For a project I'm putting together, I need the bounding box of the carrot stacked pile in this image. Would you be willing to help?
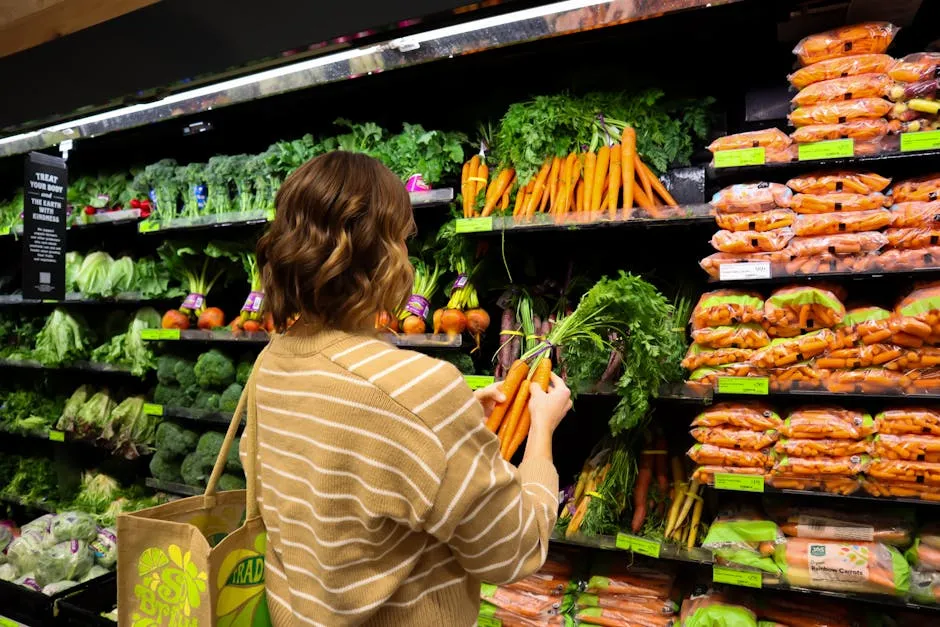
[461,127,678,221]
[478,553,574,626]
[882,175,940,269]
[573,561,678,627]
[688,402,781,489]
[867,408,940,501]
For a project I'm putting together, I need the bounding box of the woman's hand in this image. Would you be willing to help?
[473,383,506,418]
[527,373,571,435]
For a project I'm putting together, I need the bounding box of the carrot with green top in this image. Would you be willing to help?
[505,357,552,459]
[486,359,529,433]
[582,151,596,215]
[524,160,552,217]
[621,128,636,213]
[482,168,515,217]
[591,145,610,212]
[608,142,621,218]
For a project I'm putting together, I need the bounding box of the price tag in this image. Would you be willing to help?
[0,227,9,236]
[717,376,769,395]
[798,139,853,161]
[140,329,181,341]
[455,217,493,233]
[265,208,276,221]
[713,147,765,168]
[718,261,771,281]
[616,533,662,557]
[464,375,495,390]
[713,565,762,588]
[0,617,26,627]
[143,403,164,416]
[714,473,765,493]
[477,618,502,627]
[480,582,497,598]
[138,220,161,233]
[901,130,940,153]
[48,430,65,443]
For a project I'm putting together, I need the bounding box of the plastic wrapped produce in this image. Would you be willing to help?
[22,514,53,535]
[690,426,778,450]
[692,465,766,485]
[888,77,940,102]
[711,228,794,254]
[582,565,674,598]
[767,504,914,545]
[479,584,562,618]
[792,22,899,66]
[764,286,845,335]
[715,209,795,232]
[682,344,754,371]
[702,505,782,574]
[575,607,674,626]
[889,201,940,227]
[42,580,78,596]
[869,459,940,485]
[711,183,792,213]
[47,511,98,544]
[692,403,782,430]
[892,175,940,203]
[773,455,870,477]
[792,74,892,107]
[751,331,836,368]
[770,363,825,391]
[780,408,874,439]
[766,474,861,494]
[699,252,774,280]
[890,52,940,83]
[691,291,764,329]
[688,364,766,388]
[815,343,902,369]
[787,171,891,195]
[873,433,940,462]
[884,346,940,370]
[680,590,757,627]
[782,232,888,257]
[792,209,890,236]
[868,246,940,271]
[7,530,44,574]
[35,540,94,587]
[574,593,678,616]
[691,324,771,349]
[708,129,793,153]
[776,537,910,596]
[790,118,889,143]
[910,568,940,604]
[824,368,908,393]
[896,283,940,337]
[885,226,940,249]
[875,408,940,436]
[688,443,772,468]
[789,54,897,89]
[778,252,866,276]
[0,564,15,582]
[90,527,117,568]
[789,98,893,127]
[789,191,888,214]
[774,438,871,457]
[863,477,940,501]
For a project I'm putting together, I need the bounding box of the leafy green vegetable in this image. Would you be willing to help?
[71,472,120,516]
[75,252,114,298]
[90,307,161,375]
[107,257,135,294]
[32,309,90,366]
[65,252,83,293]
[373,123,466,185]
[56,385,92,432]
[73,390,115,440]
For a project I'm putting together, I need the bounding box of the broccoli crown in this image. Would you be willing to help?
[153,383,181,407]
[194,349,235,390]
[155,422,199,457]
[196,431,225,460]
[193,390,220,411]
[218,473,246,491]
[235,361,253,387]
[149,450,183,483]
[156,355,182,384]
[173,360,197,389]
[180,452,213,488]
[219,383,244,413]
[226,436,242,473]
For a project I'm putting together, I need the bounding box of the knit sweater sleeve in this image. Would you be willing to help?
[411,363,559,585]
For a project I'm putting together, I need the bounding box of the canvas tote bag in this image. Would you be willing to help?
[117,364,271,627]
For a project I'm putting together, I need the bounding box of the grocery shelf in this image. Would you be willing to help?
[0,358,137,376]
[706,484,940,507]
[145,478,202,497]
[151,404,236,427]
[710,262,940,286]
[0,494,56,513]
[139,329,462,348]
[0,292,170,306]
[0,209,142,241]
[551,531,712,565]
[455,204,713,235]
[663,380,940,404]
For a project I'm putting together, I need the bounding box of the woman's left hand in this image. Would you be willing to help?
[473,383,506,419]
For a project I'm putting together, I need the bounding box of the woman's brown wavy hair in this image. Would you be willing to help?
[257,151,415,333]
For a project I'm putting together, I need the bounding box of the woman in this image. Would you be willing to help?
[246,151,571,626]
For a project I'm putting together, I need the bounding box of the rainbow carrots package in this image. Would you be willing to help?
[792,22,899,66]
[691,290,765,330]
[775,538,910,597]
[787,171,891,195]
[890,52,940,83]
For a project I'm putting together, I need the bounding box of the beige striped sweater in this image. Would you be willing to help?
[239,329,559,626]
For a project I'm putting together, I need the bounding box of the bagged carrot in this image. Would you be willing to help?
[789,192,889,214]
[691,464,766,485]
[789,53,897,89]
[479,584,563,618]
[885,226,940,249]
[582,563,674,598]
[711,183,792,213]
[790,119,889,144]
[681,344,754,372]
[687,443,772,468]
[787,171,891,195]
[575,592,678,616]
[792,22,899,66]
[863,477,940,502]
[792,209,891,236]
[763,286,845,337]
[869,459,940,486]
[782,231,888,257]
[891,175,940,203]
[789,98,893,127]
[766,504,913,546]
[690,426,778,450]
[769,363,825,392]
[766,474,861,495]
[844,306,892,344]
[792,74,892,107]
[575,606,674,627]
[715,209,795,232]
[774,437,871,458]
[896,284,940,338]
[691,290,765,329]
[701,504,783,574]
[890,52,940,83]
[874,433,940,462]
[884,346,940,370]
[699,252,774,280]
[775,537,910,597]
[691,324,770,349]
[773,455,870,477]
[889,201,940,227]
[687,364,766,388]
[711,228,795,254]
[780,408,874,440]
[708,128,793,153]
[875,408,940,436]
[824,368,908,394]
[692,402,782,430]
[815,343,903,369]
[750,330,836,367]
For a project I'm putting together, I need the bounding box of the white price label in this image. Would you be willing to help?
[719,262,771,281]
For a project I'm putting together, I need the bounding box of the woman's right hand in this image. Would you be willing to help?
[527,372,572,435]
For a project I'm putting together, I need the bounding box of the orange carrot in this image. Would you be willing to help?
[638,160,678,206]
[539,173,551,213]
[505,408,531,460]
[486,359,529,432]
[500,186,511,211]
[621,128,636,212]
[473,162,488,216]
[513,182,528,216]
[634,154,652,202]
[558,154,573,214]
[576,179,585,213]
[582,151,596,215]
[591,145,610,212]
[500,380,531,458]
[634,183,654,209]
[461,161,471,218]
[465,155,479,217]
[547,157,561,212]
[482,168,515,216]
[608,142,621,218]
[524,160,552,217]
[504,357,552,459]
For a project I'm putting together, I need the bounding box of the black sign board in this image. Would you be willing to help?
[22,152,68,300]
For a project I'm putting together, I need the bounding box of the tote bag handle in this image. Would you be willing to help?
[204,347,266,519]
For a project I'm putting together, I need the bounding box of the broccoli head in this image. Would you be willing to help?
[155,422,198,457]
[180,452,213,488]
[226,436,242,473]
[193,390,220,412]
[194,349,235,389]
[218,473,246,491]
[153,383,181,407]
[156,355,182,384]
[196,431,225,460]
[149,451,183,483]
[219,383,243,413]
[235,360,253,387]
[173,360,197,389]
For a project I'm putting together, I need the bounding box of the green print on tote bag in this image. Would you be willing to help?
[118,354,272,626]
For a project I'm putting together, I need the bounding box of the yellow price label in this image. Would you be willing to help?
[138,220,161,233]
[717,376,768,395]
[713,565,762,588]
[140,329,181,341]
[48,430,65,443]
[714,473,764,493]
[143,403,164,416]
[901,130,940,152]
[713,147,765,168]
[455,217,493,233]
[798,139,853,161]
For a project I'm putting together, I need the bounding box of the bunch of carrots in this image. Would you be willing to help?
[486,355,553,460]
[664,473,705,549]
[462,127,678,220]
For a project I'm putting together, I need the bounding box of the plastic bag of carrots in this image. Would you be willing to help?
[479,584,563,618]
[692,403,782,430]
[782,231,888,257]
[889,201,940,227]
[708,128,793,153]
[699,252,774,280]
[845,306,892,344]
[816,343,903,369]
[875,408,940,436]
[750,329,837,367]
[873,433,940,462]
[681,344,754,371]
[766,474,861,494]
[911,569,940,605]
[792,22,899,66]
[779,252,864,276]
[582,564,674,598]
[680,590,757,627]
[769,363,825,391]
[691,465,765,485]
[884,346,940,370]
[863,477,940,501]
[890,52,940,82]
[773,454,870,477]
[792,209,891,236]
[824,367,908,393]
[886,226,940,249]
[766,503,913,545]
[715,209,795,232]
[775,537,911,597]
[792,74,893,107]
[892,175,940,204]
[867,246,940,272]
[790,118,890,143]
[711,228,794,253]
[575,606,674,627]
[687,364,765,388]
[787,171,891,195]
[789,98,893,127]
[764,286,845,334]
[775,437,871,457]
[691,290,765,329]
[691,324,770,349]
[780,408,874,439]
[574,592,678,617]
[701,506,782,574]
[690,426,778,450]
[478,608,565,627]
[788,191,888,214]
[789,53,897,89]
[896,284,940,339]
[686,443,772,468]
[869,459,940,485]
[711,183,792,213]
